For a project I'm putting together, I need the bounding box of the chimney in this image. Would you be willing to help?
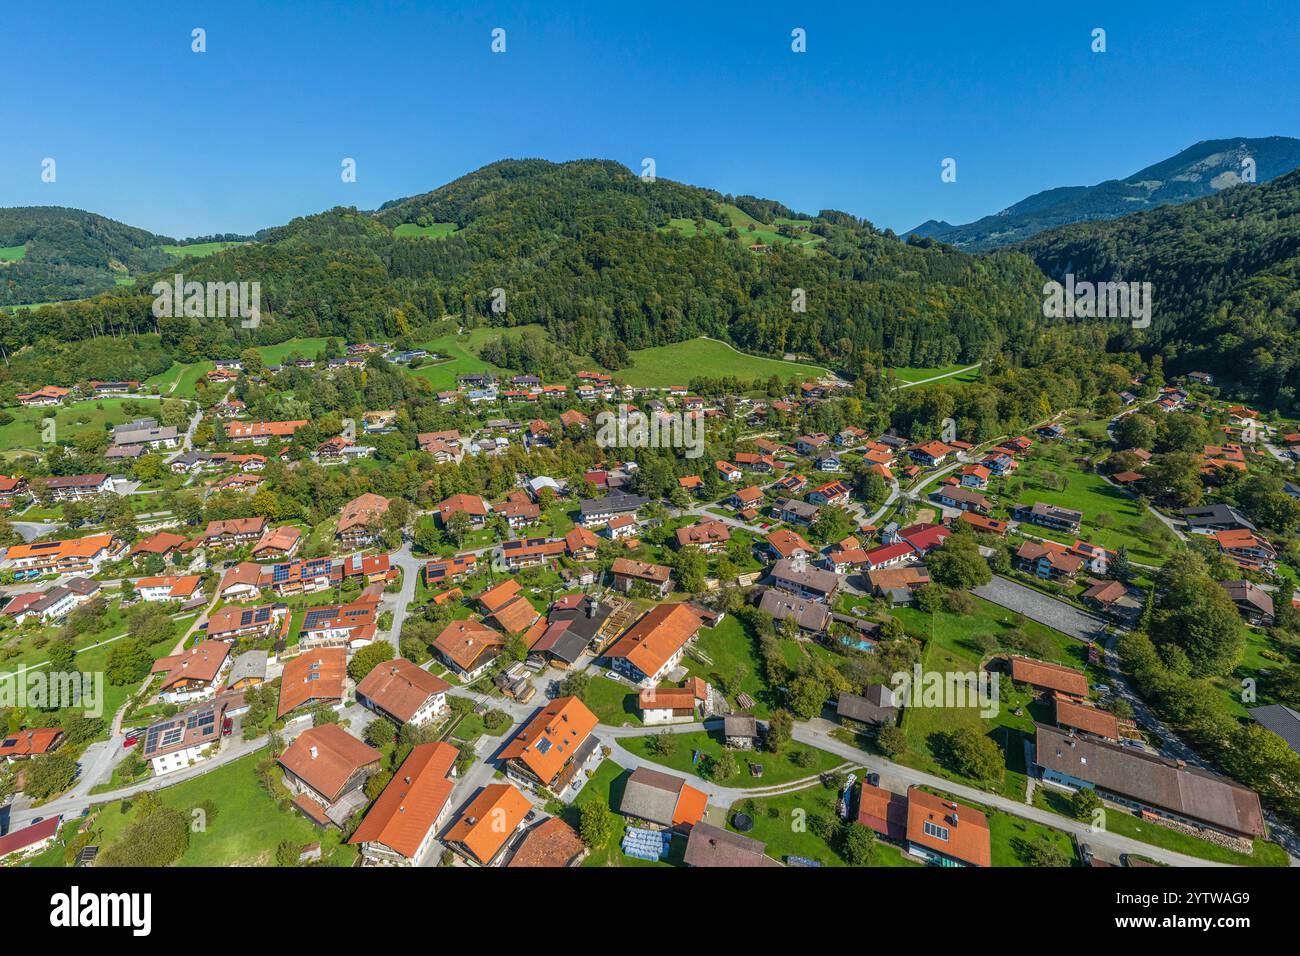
[404,775,412,784]
[309,746,318,759]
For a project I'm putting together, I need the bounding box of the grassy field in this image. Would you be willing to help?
[680,615,775,717]
[996,440,1177,563]
[141,336,330,399]
[890,363,981,384]
[583,675,643,727]
[618,337,828,388]
[661,203,824,254]
[726,787,921,867]
[80,751,357,867]
[392,222,460,239]
[0,244,27,262]
[0,396,166,452]
[160,241,246,258]
[408,324,546,391]
[621,729,846,788]
[890,596,1097,800]
[987,805,1080,866]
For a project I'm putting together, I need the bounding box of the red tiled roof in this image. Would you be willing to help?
[348,742,459,858]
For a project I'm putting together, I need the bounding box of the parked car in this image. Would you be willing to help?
[123,734,140,748]
[866,771,880,787]
[222,717,233,737]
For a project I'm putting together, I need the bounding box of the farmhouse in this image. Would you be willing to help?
[606,602,704,686]
[44,473,114,501]
[280,724,382,828]
[905,789,990,867]
[336,493,390,547]
[757,587,830,632]
[206,603,286,642]
[151,640,233,704]
[444,783,531,866]
[619,767,709,829]
[674,519,731,552]
[1034,724,1265,839]
[1009,656,1089,698]
[610,557,672,596]
[1013,502,1083,533]
[433,618,506,680]
[934,486,991,513]
[499,696,600,794]
[278,648,348,717]
[683,822,781,867]
[225,420,308,443]
[139,697,228,776]
[204,516,267,549]
[769,559,839,602]
[348,742,460,865]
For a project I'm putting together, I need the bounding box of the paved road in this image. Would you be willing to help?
[384,540,423,655]
[972,575,1108,642]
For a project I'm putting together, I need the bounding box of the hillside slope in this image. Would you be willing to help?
[2,159,1051,379]
[1016,168,1300,408]
[0,206,180,306]
[909,137,1300,251]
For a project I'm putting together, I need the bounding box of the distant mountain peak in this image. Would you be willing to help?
[906,135,1300,251]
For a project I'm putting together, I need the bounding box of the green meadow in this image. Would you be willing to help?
[618,337,828,388]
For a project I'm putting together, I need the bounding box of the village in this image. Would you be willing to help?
[0,349,1297,871]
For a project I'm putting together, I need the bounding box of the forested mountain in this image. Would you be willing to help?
[1,159,1051,379]
[0,206,178,305]
[1017,168,1300,410]
[909,137,1300,251]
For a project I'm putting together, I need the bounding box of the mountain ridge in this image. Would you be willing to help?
[906,136,1300,250]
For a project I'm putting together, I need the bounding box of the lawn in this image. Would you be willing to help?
[987,806,1079,867]
[621,729,846,788]
[0,244,27,262]
[996,440,1177,563]
[891,595,1094,800]
[84,751,357,867]
[409,324,544,391]
[680,614,775,716]
[393,222,460,239]
[889,364,981,385]
[660,202,825,254]
[0,396,165,452]
[1033,786,1288,867]
[556,759,685,867]
[0,603,134,673]
[617,337,828,389]
[726,787,921,867]
[139,337,330,400]
[583,675,643,727]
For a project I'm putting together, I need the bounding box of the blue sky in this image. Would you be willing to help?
[3,0,1297,238]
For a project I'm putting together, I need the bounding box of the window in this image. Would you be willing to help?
[923,821,949,842]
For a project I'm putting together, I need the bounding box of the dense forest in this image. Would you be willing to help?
[1017,168,1300,410]
[3,156,1298,414]
[0,206,177,305]
[0,159,1050,382]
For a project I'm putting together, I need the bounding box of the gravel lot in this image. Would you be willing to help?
[972,575,1107,642]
